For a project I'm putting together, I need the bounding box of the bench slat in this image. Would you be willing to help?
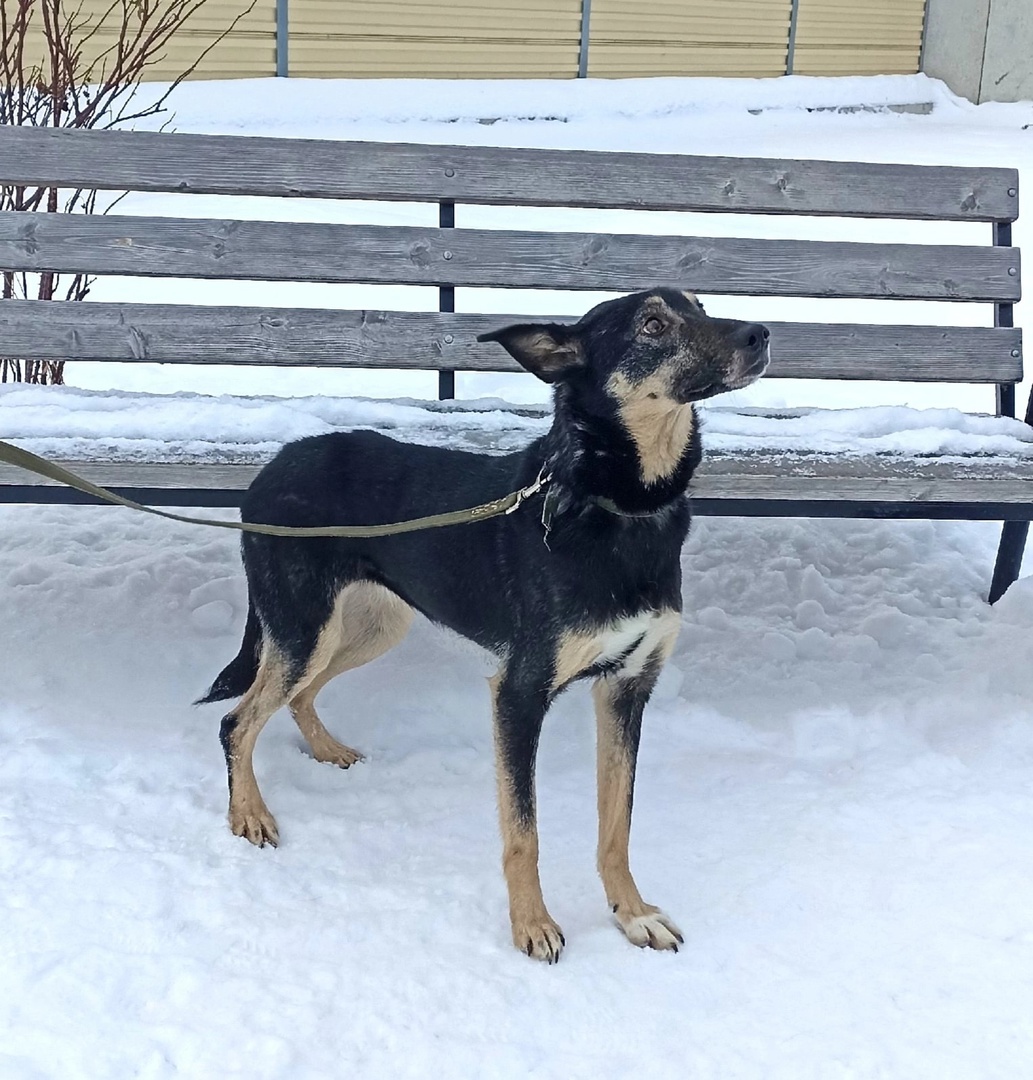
[0,126,1019,223]
[5,455,1033,506]
[0,301,1022,383]
[0,213,1021,302]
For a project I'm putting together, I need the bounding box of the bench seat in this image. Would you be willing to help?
[5,391,1033,518]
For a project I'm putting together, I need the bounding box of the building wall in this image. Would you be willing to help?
[923,0,1033,103]
[791,0,927,77]
[288,0,582,79]
[981,0,1033,103]
[7,0,933,84]
[15,0,276,81]
[585,0,792,79]
[922,0,989,102]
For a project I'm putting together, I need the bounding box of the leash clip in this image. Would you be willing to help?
[540,486,562,550]
[505,465,551,515]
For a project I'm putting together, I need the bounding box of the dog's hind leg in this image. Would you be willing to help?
[289,582,414,768]
[220,643,293,848]
[490,665,564,963]
[593,647,684,953]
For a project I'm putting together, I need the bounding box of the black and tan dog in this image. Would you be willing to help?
[199,288,769,962]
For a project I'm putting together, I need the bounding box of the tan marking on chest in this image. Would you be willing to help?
[607,370,696,485]
[552,610,682,692]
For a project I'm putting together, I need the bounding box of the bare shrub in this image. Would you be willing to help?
[1,0,254,384]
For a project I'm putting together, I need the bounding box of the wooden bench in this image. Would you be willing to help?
[0,124,1028,599]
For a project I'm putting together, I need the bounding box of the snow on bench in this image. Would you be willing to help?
[5,384,1033,517]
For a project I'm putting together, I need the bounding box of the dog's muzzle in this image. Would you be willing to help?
[726,323,771,389]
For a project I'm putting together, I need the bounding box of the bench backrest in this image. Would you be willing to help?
[0,125,1022,403]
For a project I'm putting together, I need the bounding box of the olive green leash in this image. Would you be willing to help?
[0,439,552,538]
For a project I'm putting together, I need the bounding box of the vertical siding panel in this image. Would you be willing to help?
[588,0,793,78]
[793,0,927,75]
[289,0,583,78]
[11,0,274,83]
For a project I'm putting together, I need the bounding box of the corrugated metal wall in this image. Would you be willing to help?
[792,0,927,76]
[5,0,928,82]
[587,0,792,78]
[289,0,582,78]
[14,0,276,81]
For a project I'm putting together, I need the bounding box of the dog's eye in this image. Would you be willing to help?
[642,318,666,336]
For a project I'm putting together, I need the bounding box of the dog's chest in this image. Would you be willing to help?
[552,609,681,690]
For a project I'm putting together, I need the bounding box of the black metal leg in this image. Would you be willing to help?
[438,200,456,401]
[988,220,1025,603]
[989,521,1030,603]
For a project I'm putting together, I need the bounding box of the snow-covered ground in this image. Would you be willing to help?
[4,74,1033,1078]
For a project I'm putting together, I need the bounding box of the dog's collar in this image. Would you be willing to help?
[589,495,670,519]
[540,483,676,547]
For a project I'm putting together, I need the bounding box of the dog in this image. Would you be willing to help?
[199,288,769,962]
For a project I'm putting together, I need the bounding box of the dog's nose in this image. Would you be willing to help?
[730,323,770,356]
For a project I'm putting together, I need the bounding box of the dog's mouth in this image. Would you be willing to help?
[722,347,771,391]
[674,346,770,402]
[676,381,722,403]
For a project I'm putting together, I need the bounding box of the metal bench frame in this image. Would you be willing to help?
[0,124,1027,599]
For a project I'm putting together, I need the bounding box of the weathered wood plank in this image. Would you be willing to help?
[0,125,1019,222]
[0,301,1022,382]
[5,453,1033,505]
[0,461,259,492]
[693,473,1033,505]
[698,452,1033,501]
[0,213,1021,301]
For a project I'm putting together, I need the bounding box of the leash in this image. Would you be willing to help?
[0,438,552,538]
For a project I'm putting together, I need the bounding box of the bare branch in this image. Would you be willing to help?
[2,0,256,384]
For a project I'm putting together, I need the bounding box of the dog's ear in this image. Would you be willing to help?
[477,323,585,383]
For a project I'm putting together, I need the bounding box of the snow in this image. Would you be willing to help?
[5,506,1033,1078]
[9,384,1033,465]
[156,71,955,130]
[4,72,1033,1078]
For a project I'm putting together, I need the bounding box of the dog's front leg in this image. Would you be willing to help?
[593,659,684,952]
[489,667,564,963]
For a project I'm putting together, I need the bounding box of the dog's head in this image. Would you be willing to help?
[478,288,769,413]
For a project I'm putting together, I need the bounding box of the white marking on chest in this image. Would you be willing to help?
[552,609,681,690]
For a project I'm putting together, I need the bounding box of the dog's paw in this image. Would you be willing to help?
[512,914,565,964]
[229,803,280,848]
[310,739,364,769]
[614,906,683,952]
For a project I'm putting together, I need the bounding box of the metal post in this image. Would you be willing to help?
[989,521,1029,603]
[276,0,288,78]
[988,216,1028,601]
[918,0,931,73]
[438,200,456,400]
[786,0,800,75]
[994,221,1016,418]
[578,0,592,79]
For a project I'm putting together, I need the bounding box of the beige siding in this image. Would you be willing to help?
[5,0,929,84]
[289,0,582,78]
[589,44,791,76]
[588,0,791,78]
[792,0,926,76]
[16,0,273,82]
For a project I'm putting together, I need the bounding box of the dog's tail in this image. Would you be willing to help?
[195,601,262,705]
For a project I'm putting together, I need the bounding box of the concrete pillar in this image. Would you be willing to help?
[923,0,1033,103]
[922,0,989,103]
[982,0,1033,102]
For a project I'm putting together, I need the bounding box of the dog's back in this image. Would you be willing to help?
[239,429,547,652]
